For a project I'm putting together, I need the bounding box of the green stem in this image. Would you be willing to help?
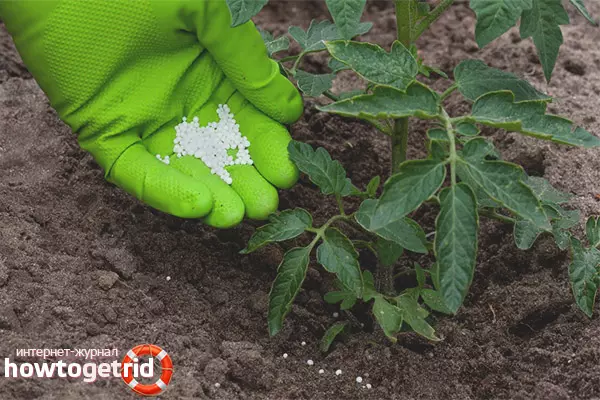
[413,0,455,40]
[391,118,409,173]
[440,83,459,102]
[441,108,457,185]
[480,210,516,225]
[391,0,418,174]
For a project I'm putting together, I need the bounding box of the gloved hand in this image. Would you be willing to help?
[0,0,303,228]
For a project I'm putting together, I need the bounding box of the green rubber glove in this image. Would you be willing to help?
[0,0,303,228]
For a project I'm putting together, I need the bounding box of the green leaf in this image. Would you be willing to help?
[317,228,363,297]
[514,219,544,250]
[325,41,418,91]
[362,270,378,302]
[427,128,449,142]
[356,160,446,252]
[319,82,439,120]
[373,296,403,341]
[225,0,268,27]
[569,0,597,25]
[396,295,440,341]
[242,209,312,253]
[456,122,481,137]
[320,321,348,352]
[472,92,600,148]
[520,0,570,81]
[454,59,550,102]
[421,289,454,315]
[526,176,573,204]
[268,247,311,336]
[324,290,357,310]
[289,20,371,53]
[325,0,369,39]
[469,0,533,47]
[329,58,350,73]
[461,137,498,161]
[569,237,600,317]
[374,237,404,267]
[288,141,357,196]
[289,20,341,52]
[552,226,571,250]
[258,29,290,57]
[587,216,600,248]
[296,70,335,97]
[457,159,551,230]
[366,176,381,198]
[435,183,479,313]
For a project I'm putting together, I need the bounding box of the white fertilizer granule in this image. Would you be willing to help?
[171,104,252,185]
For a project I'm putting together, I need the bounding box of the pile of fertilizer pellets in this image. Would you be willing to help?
[156,104,252,185]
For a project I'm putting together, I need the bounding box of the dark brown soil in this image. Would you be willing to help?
[1,1,600,399]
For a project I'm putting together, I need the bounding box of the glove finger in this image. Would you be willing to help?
[108,143,213,219]
[195,1,303,124]
[227,93,299,190]
[169,156,245,228]
[227,164,279,220]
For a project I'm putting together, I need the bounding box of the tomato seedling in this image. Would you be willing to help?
[228,0,600,344]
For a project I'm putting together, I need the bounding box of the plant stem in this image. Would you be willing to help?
[413,0,455,40]
[440,83,459,102]
[391,118,410,173]
[441,108,457,185]
[335,194,346,216]
[480,210,516,225]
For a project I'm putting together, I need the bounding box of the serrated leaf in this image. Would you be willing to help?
[374,237,404,267]
[526,176,573,204]
[396,295,440,341]
[320,321,348,352]
[326,41,418,91]
[288,141,356,196]
[456,122,481,137]
[457,159,551,230]
[455,59,550,102]
[435,183,479,313]
[319,82,439,120]
[225,0,268,27]
[324,290,357,310]
[569,237,600,317]
[553,226,571,250]
[514,219,544,250]
[366,176,381,198]
[289,20,340,52]
[520,0,570,81]
[421,289,454,315]
[472,92,600,148]
[325,0,368,39]
[428,140,449,161]
[289,20,370,53]
[258,29,290,57]
[470,0,533,47]
[356,160,446,252]
[296,70,335,97]
[587,216,600,248]
[242,209,312,253]
[317,228,363,297]
[268,247,311,336]
[569,0,597,25]
[373,296,403,341]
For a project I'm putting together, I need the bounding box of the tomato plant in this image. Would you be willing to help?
[228,0,600,344]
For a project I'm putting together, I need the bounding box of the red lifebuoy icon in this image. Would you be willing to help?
[121,344,173,396]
